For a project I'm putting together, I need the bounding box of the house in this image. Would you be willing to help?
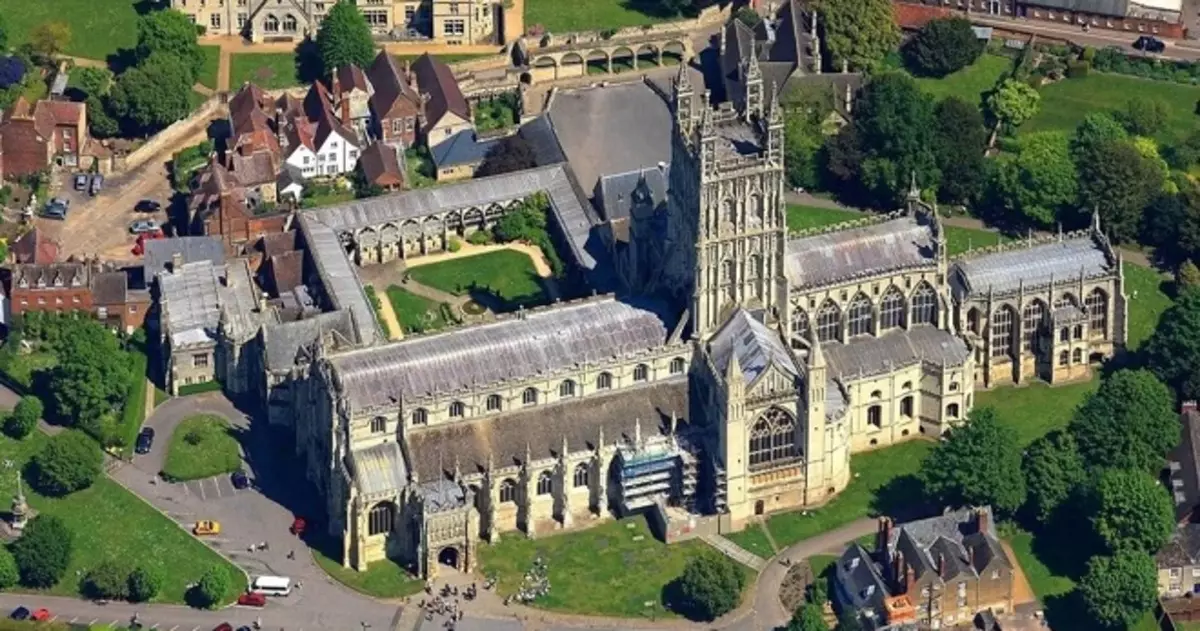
[332,64,375,141]
[281,82,362,178]
[8,262,147,332]
[91,269,151,333]
[412,54,473,147]
[429,130,499,181]
[188,157,292,250]
[10,228,59,264]
[894,0,1184,38]
[366,51,424,147]
[834,509,1014,630]
[358,142,408,191]
[1167,402,1200,523]
[1157,523,1200,597]
[0,97,110,178]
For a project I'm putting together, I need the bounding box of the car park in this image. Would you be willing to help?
[9,607,29,620]
[236,592,266,607]
[135,427,155,454]
[1134,35,1165,53]
[129,219,160,234]
[135,199,162,213]
[193,520,221,536]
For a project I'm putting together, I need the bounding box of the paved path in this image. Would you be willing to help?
[701,534,766,571]
[373,287,407,340]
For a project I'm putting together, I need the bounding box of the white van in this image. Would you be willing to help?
[251,575,292,596]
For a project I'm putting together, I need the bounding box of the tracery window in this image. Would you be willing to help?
[559,380,576,397]
[911,282,938,326]
[1054,293,1077,309]
[1086,289,1108,338]
[633,364,649,382]
[536,471,553,495]
[966,308,981,334]
[880,287,905,331]
[499,479,516,503]
[368,502,395,536]
[991,306,1016,358]
[1022,300,1047,352]
[816,300,841,343]
[748,407,797,467]
[791,308,810,338]
[847,293,873,337]
[573,463,589,488]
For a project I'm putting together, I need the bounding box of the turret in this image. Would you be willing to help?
[674,64,694,140]
[744,53,764,121]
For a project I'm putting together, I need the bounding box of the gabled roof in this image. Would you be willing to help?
[429,129,499,169]
[13,263,90,290]
[595,164,669,221]
[785,215,938,290]
[887,507,1010,584]
[367,50,422,118]
[709,308,800,385]
[412,53,470,127]
[335,64,372,95]
[359,141,406,187]
[11,228,59,264]
[230,150,279,186]
[1169,406,1200,522]
[951,235,1114,299]
[33,100,84,138]
[823,327,970,381]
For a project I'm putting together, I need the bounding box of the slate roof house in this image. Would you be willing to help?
[412,54,473,147]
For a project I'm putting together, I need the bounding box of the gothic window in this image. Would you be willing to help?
[282,13,298,32]
[573,463,589,488]
[748,407,797,468]
[633,364,649,382]
[721,259,734,284]
[900,396,914,418]
[597,372,613,390]
[449,401,465,418]
[536,471,553,495]
[867,405,883,428]
[1059,350,1069,366]
[792,308,810,338]
[370,416,387,433]
[1073,348,1083,363]
[522,388,539,406]
[1054,293,1078,309]
[670,357,686,375]
[486,394,502,412]
[991,306,1016,358]
[816,300,841,343]
[1060,327,1069,343]
[368,501,395,536]
[1022,300,1047,352]
[721,199,735,226]
[747,254,761,280]
[911,282,938,326]
[559,380,576,397]
[881,287,905,331]
[411,408,427,426]
[847,293,873,337]
[1086,289,1108,338]
[966,308,981,334]
[499,479,516,503]
[1074,325,1083,340]
[264,14,280,31]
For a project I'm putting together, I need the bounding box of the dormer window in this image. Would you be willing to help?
[70,274,81,287]
[53,274,63,287]
[17,277,27,288]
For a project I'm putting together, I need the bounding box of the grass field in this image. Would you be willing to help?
[785,204,861,233]
[230,53,301,90]
[395,53,495,65]
[312,547,423,599]
[474,97,518,132]
[198,45,221,90]
[385,285,455,333]
[1022,72,1200,144]
[407,250,547,310]
[161,414,242,481]
[478,516,750,618]
[1123,262,1172,350]
[914,53,1012,107]
[524,0,676,33]
[944,224,1013,256]
[976,378,1098,446]
[0,0,140,61]
[724,523,775,559]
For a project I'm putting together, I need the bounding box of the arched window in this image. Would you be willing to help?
[1086,289,1108,338]
[633,364,649,382]
[411,408,427,426]
[370,416,387,433]
[792,308,810,338]
[522,388,538,406]
[747,254,761,280]
[282,13,298,32]
[536,471,553,495]
[748,407,797,468]
[559,380,576,397]
[1059,350,1069,366]
[880,287,905,331]
[966,308,981,334]
[900,396,914,418]
[368,501,394,536]
[870,390,883,399]
[816,300,841,343]
[264,14,280,31]
[911,282,938,326]
[1054,293,1078,309]
[847,293,873,337]
[1022,300,1047,352]
[721,199,735,226]
[721,259,734,284]
[596,372,612,390]
[947,403,960,419]
[1073,348,1083,363]
[1073,325,1083,340]
[669,357,686,375]
[449,401,465,418]
[1060,327,1069,343]
[486,394,502,412]
[991,306,1016,358]
[499,479,516,503]
[573,463,589,488]
[867,405,883,428]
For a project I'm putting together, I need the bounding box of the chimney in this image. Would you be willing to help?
[976,507,989,535]
[258,291,268,313]
[968,545,975,570]
[905,564,915,593]
[893,549,904,584]
[170,251,184,273]
[877,516,892,554]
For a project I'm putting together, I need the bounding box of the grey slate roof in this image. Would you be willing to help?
[159,259,264,348]
[887,507,1009,582]
[951,236,1112,299]
[785,216,937,290]
[417,479,468,513]
[709,309,800,385]
[1157,523,1200,569]
[834,544,889,616]
[263,310,356,372]
[1169,408,1200,522]
[430,129,500,168]
[349,441,407,497]
[295,212,381,347]
[823,326,969,381]
[594,165,669,221]
[328,297,672,412]
[144,237,226,279]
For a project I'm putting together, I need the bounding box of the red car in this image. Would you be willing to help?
[290,517,306,536]
[237,592,267,607]
[213,624,233,631]
[30,609,50,622]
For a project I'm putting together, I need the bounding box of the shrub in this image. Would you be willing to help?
[672,554,745,621]
[1066,61,1090,78]
[0,547,18,590]
[127,565,163,602]
[1080,46,1097,62]
[4,395,42,439]
[30,430,103,496]
[193,564,230,608]
[83,559,132,600]
[904,17,983,77]
[467,230,493,245]
[447,237,462,253]
[12,515,73,588]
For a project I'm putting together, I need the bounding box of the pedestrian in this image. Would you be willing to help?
[287,550,295,560]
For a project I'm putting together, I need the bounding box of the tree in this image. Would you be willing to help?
[127,565,163,602]
[932,97,987,204]
[315,1,376,76]
[83,559,132,600]
[1119,96,1169,137]
[1179,260,1200,290]
[108,54,193,133]
[1091,468,1175,554]
[350,162,384,199]
[29,22,71,59]
[1142,184,1200,266]
[1022,429,1085,523]
[986,131,1077,226]
[847,72,939,207]
[918,407,1026,516]
[673,554,746,621]
[1077,139,1165,242]
[0,57,25,90]
[71,67,114,100]
[476,134,537,178]
[814,0,899,71]
[30,430,103,496]
[0,14,9,52]
[193,565,231,609]
[653,0,693,16]
[12,515,73,588]
[1072,112,1127,157]
[784,87,835,190]
[1069,369,1178,472]
[0,548,18,591]
[1078,551,1158,630]
[135,9,204,82]
[987,79,1040,131]
[1148,287,1200,398]
[4,395,42,439]
[904,17,982,77]
[45,321,131,440]
[86,96,120,139]
[789,603,830,631]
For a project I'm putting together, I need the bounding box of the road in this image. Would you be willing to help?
[972,13,1200,60]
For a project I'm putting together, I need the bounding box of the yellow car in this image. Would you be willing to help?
[193,520,221,536]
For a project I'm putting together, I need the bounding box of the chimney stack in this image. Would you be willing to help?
[877,516,892,555]
[893,549,905,584]
[171,251,184,274]
[977,507,989,535]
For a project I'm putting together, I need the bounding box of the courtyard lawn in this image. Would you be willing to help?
[407,250,548,310]
[1022,72,1200,144]
[976,377,1098,446]
[230,53,301,90]
[117,349,150,457]
[765,440,932,548]
[914,53,1012,107]
[786,204,861,233]
[385,285,455,333]
[474,95,519,132]
[724,523,775,559]
[524,0,675,33]
[0,432,245,603]
[0,0,139,61]
[477,516,750,618]
[312,547,423,598]
[1123,262,1172,350]
[161,414,243,482]
[943,224,1014,256]
[198,45,221,90]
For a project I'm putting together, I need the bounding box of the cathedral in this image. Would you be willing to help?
[286,59,1127,576]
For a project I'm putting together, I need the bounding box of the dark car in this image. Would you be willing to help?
[135,199,162,213]
[1134,35,1165,53]
[231,470,250,490]
[88,174,104,196]
[135,427,155,455]
[41,205,67,220]
[213,624,233,631]
[236,626,253,631]
[73,173,88,191]
[9,607,29,621]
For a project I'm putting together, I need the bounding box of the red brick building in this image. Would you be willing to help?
[367,51,424,147]
[0,97,110,178]
[8,262,149,333]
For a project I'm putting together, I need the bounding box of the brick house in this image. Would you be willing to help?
[10,228,60,264]
[0,97,110,178]
[7,262,148,332]
[366,51,424,147]
[189,156,293,251]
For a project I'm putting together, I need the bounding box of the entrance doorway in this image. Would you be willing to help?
[754,500,765,516]
[438,546,460,568]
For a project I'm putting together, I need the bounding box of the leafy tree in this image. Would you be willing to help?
[86,96,120,139]
[1179,260,1200,290]
[29,22,71,59]
[673,554,746,621]
[814,0,899,71]
[932,97,987,204]
[986,131,1077,226]
[108,54,193,133]
[918,407,1026,516]
[783,86,834,190]
[904,17,982,77]
[83,559,132,600]
[0,547,18,591]
[1077,139,1164,242]
[844,72,939,207]
[12,515,73,588]
[4,395,42,439]
[315,1,376,76]
[194,564,231,609]
[1147,287,1200,398]
[135,9,204,82]
[128,565,163,602]
[987,79,1040,131]
[30,430,103,496]
[1165,130,1200,170]
[805,573,828,606]
[1131,136,1171,190]
[1072,112,1127,157]
[1142,185,1200,266]
[350,162,384,199]
[0,56,24,89]
[1078,551,1158,630]
[476,134,537,178]
[1091,468,1175,554]
[71,67,113,99]
[1069,369,1177,472]
[789,603,830,631]
[1022,429,1085,523]
[1119,96,1168,137]
[0,14,8,52]
[46,321,131,436]
[656,0,693,15]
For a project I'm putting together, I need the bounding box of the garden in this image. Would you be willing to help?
[160,415,243,482]
[229,53,302,91]
[407,250,549,312]
[524,0,681,34]
[474,93,520,133]
[0,0,141,61]
[385,285,458,334]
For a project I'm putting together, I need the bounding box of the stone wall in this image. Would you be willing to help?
[116,96,225,174]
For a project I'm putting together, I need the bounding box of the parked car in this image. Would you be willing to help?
[135,199,162,213]
[231,470,250,490]
[30,609,50,622]
[129,219,160,234]
[135,427,155,455]
[236,626,253,631]
[212,624,233,631]
[1134,35,1165,53]
[73,173,88,191]
[290,517,306,536]
[9,607,29,620]
[88,174,104,196]
[41,205,67,220]
[236,592,267,608]
[193,520,221,536]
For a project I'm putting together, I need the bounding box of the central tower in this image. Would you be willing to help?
[663,60,790,339]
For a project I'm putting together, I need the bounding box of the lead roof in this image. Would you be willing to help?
[785,216,937,290]
[823,326,970,380]
[950,235,1112,299]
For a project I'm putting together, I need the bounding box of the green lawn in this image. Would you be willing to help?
[312,547,423,598]
[525,0,675,33]
[944,224,1014,256]
[301,189,355,209]
[976,378,1098,447]
[177,381,222,396]
[407,250,547,310]
[766,440,932,548]
[1022,72,1200,144]
[786,204,861,232]
[1123,262,1172,350]
[161,415,242,481]
[153,387,170,408]
[386,285,455,333]
[198,45,221,90]
[230,53,301,90]
[914,54,1012,107]
[0,432,245,603]
[117,350,149,457]
[0,0,139,61]
[0,351,57,390]
[395,53,495,66]
[724,523,774,559]
[477,516,749,618]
